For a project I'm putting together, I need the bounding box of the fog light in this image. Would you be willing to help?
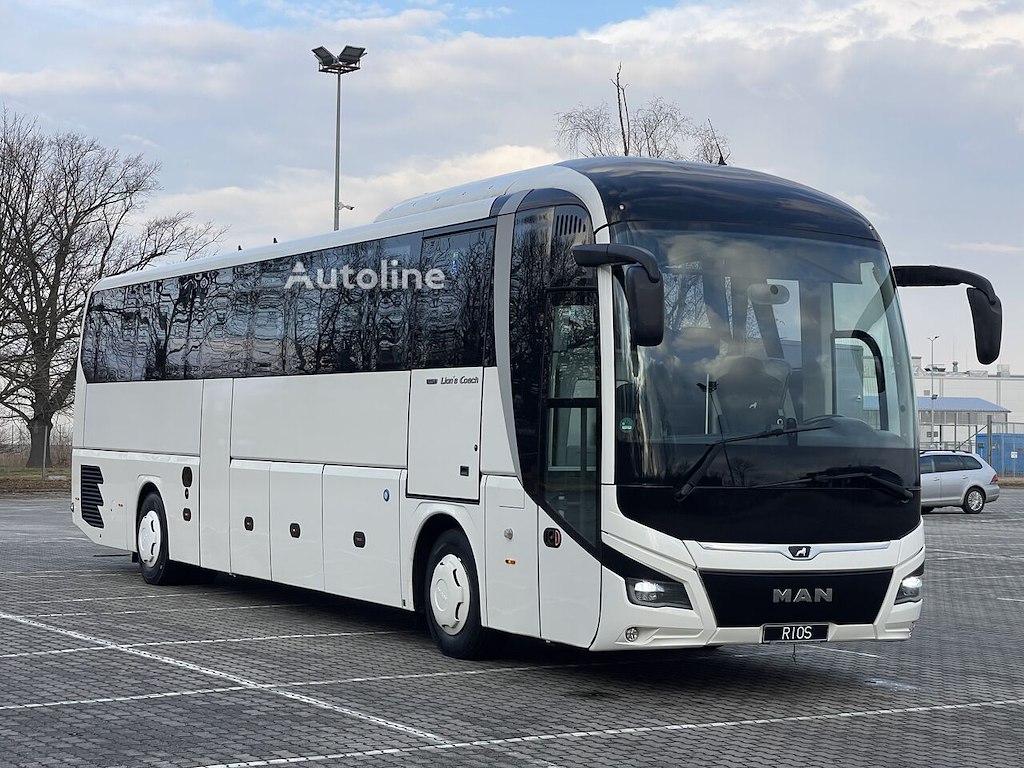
[624,626,639,642]
[896,564,924,604]
[626,577,692,609]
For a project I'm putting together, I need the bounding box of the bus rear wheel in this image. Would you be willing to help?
[137,492,182,585]
[424,529,490,659]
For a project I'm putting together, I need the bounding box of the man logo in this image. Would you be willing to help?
[773,587,834,603]
[789,545,811,559]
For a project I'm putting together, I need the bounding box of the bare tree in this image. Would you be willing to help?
[0,112,221,466]
[556,65,730,164]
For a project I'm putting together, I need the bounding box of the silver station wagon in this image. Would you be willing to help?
[920,450,1000,514]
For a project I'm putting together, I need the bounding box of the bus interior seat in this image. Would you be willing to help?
[714,355,790,434]
[652,326,723,436]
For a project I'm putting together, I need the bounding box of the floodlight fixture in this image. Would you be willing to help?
[312,46,336,67]
[337,46,366,66]
[312,44,367,230]
[312,44,366,75]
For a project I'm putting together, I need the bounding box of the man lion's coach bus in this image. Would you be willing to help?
[71,158,1002,658]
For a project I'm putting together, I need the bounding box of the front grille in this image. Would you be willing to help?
[80,465,105,529]
[700,569,893,627]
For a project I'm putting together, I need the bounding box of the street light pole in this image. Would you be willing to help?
[334,72,341,231]
[928,335,939,447]
[312,45,366,231]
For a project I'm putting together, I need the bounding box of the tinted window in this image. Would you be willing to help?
[509,205,597,546]
[85,287,134,382]
[409,228,494,369]
[933,455,963,473]
[146,276,207,380]
[81,226,492,382]
[251,260,289,376]
[296,234,420,373]
[960,455,982,470]
[200,269,241,378]
[919,456,934,474]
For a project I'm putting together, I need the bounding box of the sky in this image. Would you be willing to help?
[1,0,1022,372]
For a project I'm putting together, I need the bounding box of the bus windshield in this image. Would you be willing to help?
[611,224,917,502]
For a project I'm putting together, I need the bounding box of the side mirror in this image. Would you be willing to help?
[623,264,665,346]
[892,265,1002,365]
[572,243,664,346]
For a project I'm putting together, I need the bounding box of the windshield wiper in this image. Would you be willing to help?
[753,467,914,502]
[673,423,834,502]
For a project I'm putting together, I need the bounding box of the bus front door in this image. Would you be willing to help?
[537,289,601,647]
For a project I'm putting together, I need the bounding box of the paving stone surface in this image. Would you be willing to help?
[1,492,1022,767]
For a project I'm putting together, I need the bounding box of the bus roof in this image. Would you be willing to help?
[93,158,878,292]
[559,157,879,241]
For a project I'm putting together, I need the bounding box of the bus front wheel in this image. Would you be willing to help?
[424,529,490,659]
[137,492,181,585]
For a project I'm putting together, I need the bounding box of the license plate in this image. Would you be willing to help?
[761,623,829,643]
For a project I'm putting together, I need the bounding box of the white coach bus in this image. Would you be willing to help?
[72,158,1002,658]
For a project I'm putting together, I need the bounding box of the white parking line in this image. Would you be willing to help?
[927,549,1024,562]
[188,696,1024,768]
[0,570,130,576]
[22,603,303,618]
[0,610,447,745]
[0,663,589,713]
[0,572,129,579]
[0,685,250,711]
[6,592,207,605]
[806,645,879,658]
[0,630,407,659]
[0,537,94,543]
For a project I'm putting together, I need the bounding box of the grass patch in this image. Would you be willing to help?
[0,465,71,494]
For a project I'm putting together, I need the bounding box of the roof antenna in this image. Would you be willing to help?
[708,119,727,166]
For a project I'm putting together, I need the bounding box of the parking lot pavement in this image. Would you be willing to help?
[1,494,1023,768]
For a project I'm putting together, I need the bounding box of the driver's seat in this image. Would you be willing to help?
[714,356,789,434]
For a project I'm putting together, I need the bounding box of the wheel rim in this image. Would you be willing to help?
[429,553,470,636]
[966,490,983,512]
[138,510,162,567]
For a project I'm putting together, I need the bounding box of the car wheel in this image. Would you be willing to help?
[424,529,490,659]
[137,492,183,585]
[962,487,985,514]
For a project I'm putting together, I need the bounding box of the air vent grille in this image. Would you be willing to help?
[80,465,105,529]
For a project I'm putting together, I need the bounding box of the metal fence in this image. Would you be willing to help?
[974,421,1024,478]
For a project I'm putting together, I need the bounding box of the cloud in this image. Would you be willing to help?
[947,242,1024,254]
[586,0,1024,51]
[461,6,513,23]
[152,143,561,248]
[4,0,1023,370]
[833,191,884,224]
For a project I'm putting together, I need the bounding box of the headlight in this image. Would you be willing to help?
[895,564,924,604]
[626,577,692,609]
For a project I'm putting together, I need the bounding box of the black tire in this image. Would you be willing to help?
[136,492,182,585]
[423,529,490,659]
[962,487,985,514]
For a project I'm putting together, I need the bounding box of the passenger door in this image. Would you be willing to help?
[537,289,602,646]
[505,202,601,648]
[935,454,968,504]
